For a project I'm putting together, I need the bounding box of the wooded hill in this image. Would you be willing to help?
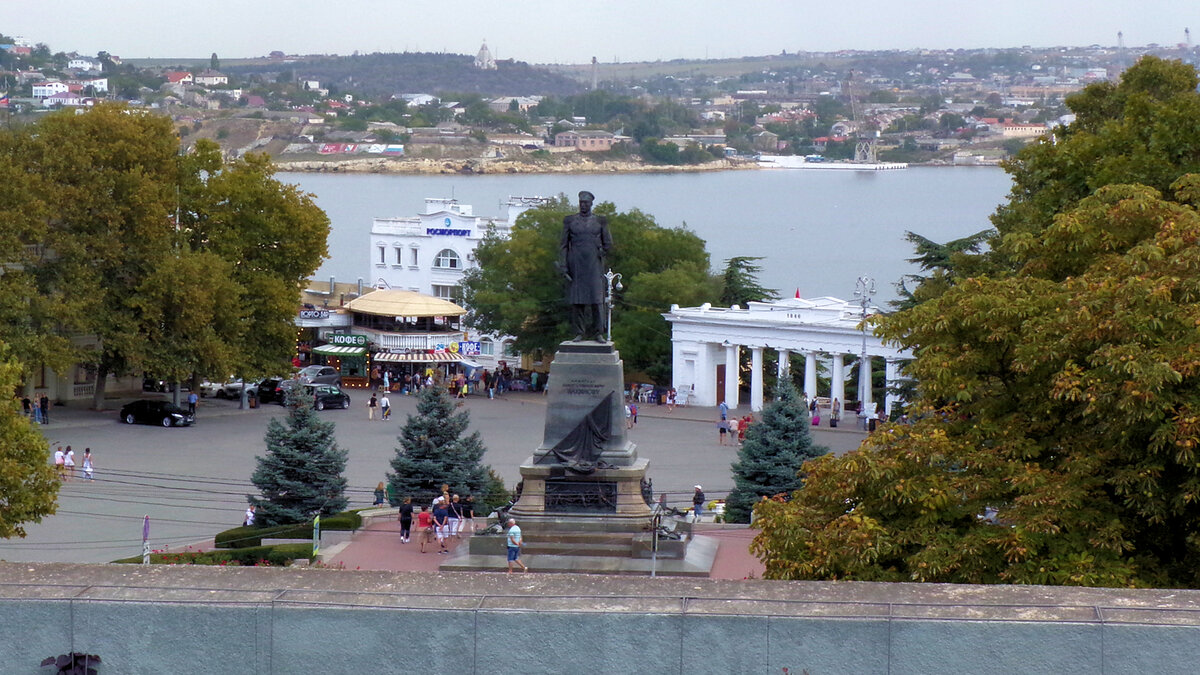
[225,52,584,98]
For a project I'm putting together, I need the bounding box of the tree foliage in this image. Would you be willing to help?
[387,386,493,503]
[0,346,59,538]
[753,57,1200,587]
[0,106,329,407]
[720,256,778,307]
[461,198,717,381]
[727,380,828,523]
[249,391,349,526]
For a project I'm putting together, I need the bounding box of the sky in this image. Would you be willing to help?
[4,0,1198,64]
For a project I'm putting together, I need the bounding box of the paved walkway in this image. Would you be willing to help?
[327,515,767,579]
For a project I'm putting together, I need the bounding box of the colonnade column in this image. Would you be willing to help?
[803,351,818,402]
[884,358,899,419]
[750,347,765,412]
[858,354,873,419]
[831,354,845,408]
[777,349,791,383]
[724,343,740,410]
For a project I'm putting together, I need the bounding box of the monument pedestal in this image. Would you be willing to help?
[440,340,713,576]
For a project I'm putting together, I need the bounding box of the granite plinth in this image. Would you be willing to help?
[509,457,654,530]
[534,341,636,467]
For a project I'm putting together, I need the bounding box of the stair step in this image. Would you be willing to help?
[525,542,633,557]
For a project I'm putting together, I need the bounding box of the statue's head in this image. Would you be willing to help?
[578,191,594,215]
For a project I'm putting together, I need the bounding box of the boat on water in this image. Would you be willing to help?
[757,154,908,171]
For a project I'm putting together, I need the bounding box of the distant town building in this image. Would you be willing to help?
[1000,122,1049,138]
[554,130,615,151]
[164,71,193,85]
[68,58,100,71]
[31,81,69,99]
[194,70,228,87]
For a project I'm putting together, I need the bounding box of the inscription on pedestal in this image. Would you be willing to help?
[561,378,605,398]
[544,480,618,513]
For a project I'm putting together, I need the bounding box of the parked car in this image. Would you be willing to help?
[119,400,195,427]
[198,380,225,398]
[255,377,285,404]
[297,365,341,386]
[304,384,351,411]
[273,379,298,405]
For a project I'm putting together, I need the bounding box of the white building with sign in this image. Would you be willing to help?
[664,297,912,416]
[369,196,551,367]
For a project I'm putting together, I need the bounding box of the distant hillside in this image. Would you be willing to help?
[225,52,584,98]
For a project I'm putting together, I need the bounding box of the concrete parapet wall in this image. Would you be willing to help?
[4,563,1200,673]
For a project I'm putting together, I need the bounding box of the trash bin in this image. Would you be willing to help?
[248,395,258,409]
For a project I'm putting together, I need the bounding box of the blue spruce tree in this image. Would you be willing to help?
[726,379,829,523]
[388,385,494,505]
[248,389,348,526]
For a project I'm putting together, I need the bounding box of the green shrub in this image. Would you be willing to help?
[213,510,362,548]
[112,543,313,566]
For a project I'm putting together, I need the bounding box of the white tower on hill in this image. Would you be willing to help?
[475,41,497,70]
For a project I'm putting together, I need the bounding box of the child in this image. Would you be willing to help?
[416,506,434,553]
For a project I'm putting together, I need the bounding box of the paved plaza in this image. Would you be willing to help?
[1,389,867,572]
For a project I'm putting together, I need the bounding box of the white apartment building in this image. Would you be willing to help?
[32,81,70,99]
[369,196,551,366]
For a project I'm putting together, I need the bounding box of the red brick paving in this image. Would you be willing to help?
[329,517,766,579]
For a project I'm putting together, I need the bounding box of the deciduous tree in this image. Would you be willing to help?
[461,198,716,380]
[0,346,59,538]
[752,58,1200,588]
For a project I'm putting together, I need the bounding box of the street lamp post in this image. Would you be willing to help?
[854,275,876,428]
[604,268,623,343]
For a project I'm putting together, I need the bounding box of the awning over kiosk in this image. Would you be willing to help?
[312,344,368,356]
[374,352,468,363]
[345,290,466,318]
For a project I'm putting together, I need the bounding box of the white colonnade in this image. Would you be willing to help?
[664,297,912,415]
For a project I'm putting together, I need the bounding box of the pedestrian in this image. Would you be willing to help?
[692,485,706,523]
[52,444,65,480]
[383,370,391,392]
[463,495,476,536]
[373,482,386,506]
[728,417,739,445]
[380,393,391,420]
[63,445,76,480]
[187,390,198,416]
[531,371,539,392]
[397,497,414,543]
[506,518,527,573]
[717,418,728,445]
[449,494,463,538]
[625,401,633,429]
[719,400,728,422]
[243,505,256,527]
[667,388,676,412]
[21,396,31,418]
[82,448,95,481]
[432,498,450,554]
[831,398,841,428]
[416,505,433,552]
[630,402,638,426]
[39,394,49,424]
[367,393,377,420]
[739,415,752,445]
[487,370,496,399]
[385,481,395,506]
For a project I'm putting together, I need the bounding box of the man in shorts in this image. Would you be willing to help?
[432,498,450,554]
[506,518,527,573]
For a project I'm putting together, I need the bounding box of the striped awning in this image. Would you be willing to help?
[373,352,465,363]
[312,344,368,356]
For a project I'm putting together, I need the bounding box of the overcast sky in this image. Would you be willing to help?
[4,0,1198,63]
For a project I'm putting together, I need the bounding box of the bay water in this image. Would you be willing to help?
[282,167,1013,303]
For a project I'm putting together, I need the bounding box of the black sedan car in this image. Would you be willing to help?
[119,400,195,427]
[305,384,351,411]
